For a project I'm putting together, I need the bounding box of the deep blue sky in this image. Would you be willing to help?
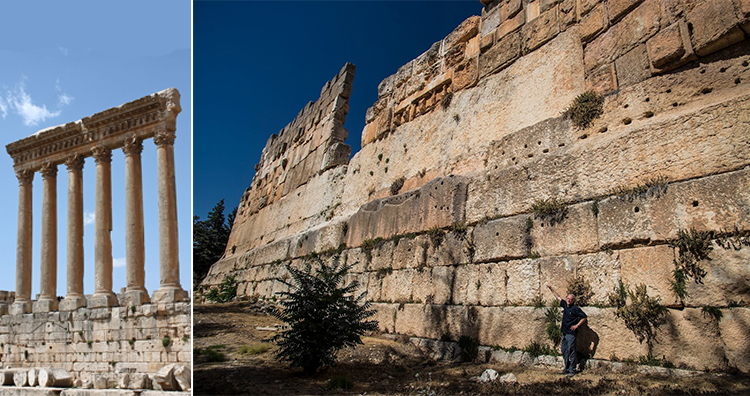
[0,1,191,295]
[194,1,481,217]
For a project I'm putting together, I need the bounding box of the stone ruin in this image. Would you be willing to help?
[201,0,750,373]
[1,89,190,392]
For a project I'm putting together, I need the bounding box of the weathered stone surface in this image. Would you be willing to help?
[497,9,526,40]
[481,4,504,38]
[425,231,472,267]
[584,0,662,72]
[685,242,750,307]
[578,0,600,16]
[653,309,726,370]
[522,6,560,53]
[719,308,750,372]
[28,368,38,387]
[346,176,468,247]
[615,44,651,87]
[473,215,531,262]
[452,57,479,91]
[412,266,454,305]
[372,303,397,333]
[62,391,139,396]
[646,21,685,69]
[152,364,177,391]
[530,201,599,256]
[618,245,675,302]
[608,0,644,23]
[585,63,618,94]
[392,235,427,270]
[380,269,416,303]
[38,368,73,388]
[685,0,744,57]
[479,31,521,78]
[173,365,190,392]
[579,3,607,42]
[506,259,540,304]
[13,370,27,387]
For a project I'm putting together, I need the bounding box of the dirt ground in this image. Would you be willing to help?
[194,301,750,396]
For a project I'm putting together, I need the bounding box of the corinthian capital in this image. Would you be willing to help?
[92,146,112,164]
[65,154,85,171]
[153,130,176,147]
[40,162,58,179]
[15,169,34,185]
[122,137,143,157]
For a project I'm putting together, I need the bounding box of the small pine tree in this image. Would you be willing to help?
[271,257,378,374]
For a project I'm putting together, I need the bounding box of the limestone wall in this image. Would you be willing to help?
[0,302,190,376]
[203,0,750,372]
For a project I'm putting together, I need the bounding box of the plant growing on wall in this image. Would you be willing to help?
[607,280,667,358]
[271,256,378,374]
[567,274,594,306]
[544,303,562,348]
[390,176,405,195]
[531,198,567,226]
[670,228,714,303]
[205,275,238,303]
[564,90,604,129]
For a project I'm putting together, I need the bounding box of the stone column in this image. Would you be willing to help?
[11,170,34,315]
[89,147,118,308]
[60,155,87,311]
[34,162,59,313]
[121,137,149,306]
[152,130,188,303]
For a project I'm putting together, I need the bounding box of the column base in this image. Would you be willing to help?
[152,286,189,304]
[10,300,32,315]
[120,288,150,307]
[59,295,87,311]
[32,298,59,313]
[88,292,118,308]
[0,302,10,316]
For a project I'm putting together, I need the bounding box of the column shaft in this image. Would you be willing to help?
[60,155,86,311]
[121,138,149,306]
[89,148,117,308]
[34,163,58,313]
[11,170,33,315]
[152,130,188,303]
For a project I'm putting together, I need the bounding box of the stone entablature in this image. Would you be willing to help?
[5,89,188,315]
[6,89,179,172]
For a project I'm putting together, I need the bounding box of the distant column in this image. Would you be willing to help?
[121,137,149,306]
[60,155,87,311]
[89,147,118,308]
[151,130,188,303]
[11,170,34,315]
[34,162,59,313]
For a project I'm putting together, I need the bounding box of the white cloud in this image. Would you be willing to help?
[0,97,7,119]
[55,79,74,106]
[113,258,126,268]
[4,76,61,126]
[58,47,68,56]
[84,212,95,226]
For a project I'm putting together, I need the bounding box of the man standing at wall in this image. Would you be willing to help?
[546,283,587,376]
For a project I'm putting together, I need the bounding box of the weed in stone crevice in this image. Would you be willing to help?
[567,274,594,307]
[615,175,668,202]
[532,294,546,309]
[544,303,562,348]
[563,90,604,129]
[607,281,667,358]
[441,91,453,110]
[672,228,713,285]
[390,176,405,196]
[427,227,445,248]
[701,306,723,322]
[531,198,568,226]
[524,341,559,357]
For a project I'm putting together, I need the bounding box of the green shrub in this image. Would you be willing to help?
[240,343,272,355]
[616,176,668,202]
[271,256,378,374]
[567,274,594,306]
[673,228,712,284]
[326,375,354,390]
[202,348,227,362]
[701,306,723,322]
[638,354,674,368]
[458,336,479,362]
[524,341,558,357]
[532,295,546,309]
[544,305,562,348]
[205,275,238,303]
[564,91,604,129]
[162,336,171,348]
[427,227,445,247]
[608,281,667,358]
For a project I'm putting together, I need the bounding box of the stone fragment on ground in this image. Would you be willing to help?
[479,368,499,382]
[499,373,518,383]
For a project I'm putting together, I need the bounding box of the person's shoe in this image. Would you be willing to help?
[558,371,568,375]
[566,371,575,377]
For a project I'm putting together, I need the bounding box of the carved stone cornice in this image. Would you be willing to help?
[40,162,58,179]
[122,137,143,157]
[65,154,85,171]
[16,169,34,185]
[153,130,176,147]
[91,146,112,164]
[5,88,180,172]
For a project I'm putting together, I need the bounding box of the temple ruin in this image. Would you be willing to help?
[201,0,750,373]
[0,89,190,391]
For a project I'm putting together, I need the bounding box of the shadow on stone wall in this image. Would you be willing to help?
[576,324,599,371]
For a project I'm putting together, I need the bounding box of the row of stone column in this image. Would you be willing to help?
[12,131,187,315]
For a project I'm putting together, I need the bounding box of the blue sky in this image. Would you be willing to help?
[194,0,481,218]
[0,1,191,298]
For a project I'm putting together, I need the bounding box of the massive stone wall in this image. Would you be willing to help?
[203,0,750,372]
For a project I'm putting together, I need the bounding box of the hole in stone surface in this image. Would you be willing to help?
[720,67,728,73]
[528,154,533,158]
[537,141,542,145]
[624,104,629,108]
[623,118,632,125]
[558,143,565,147]
[599,126,608,133]
[495,165,498,169]
[634,206,640,213]
[579,134,588,139]
[501,151,505,155]
[542,148,549,153]
[645,97,650,102]
[692,200,699,207]
[701,87,713,94]
[672,102,679,107]
[666,89,672,93]
[496,232,499,236]
[735,78,742,84]
[643,111,654,118]
[512,157,516,161]
[700,69,706,74]
[524,144,528,148]
[743,60,749,67]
